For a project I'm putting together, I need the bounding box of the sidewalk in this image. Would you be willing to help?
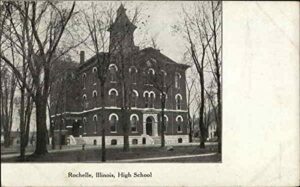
[1,142,218,159]
[107,152,218,163]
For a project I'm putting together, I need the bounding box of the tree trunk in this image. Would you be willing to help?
[100,83,106,162]
[34,96,48,155]
[199,70,205,149]
[19,87,26,160]
[122,79,129,152]
[160,95,166,147]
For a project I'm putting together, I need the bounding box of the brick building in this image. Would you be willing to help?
[50,5,189,146]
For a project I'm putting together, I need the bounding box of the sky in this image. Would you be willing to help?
[11,1,209,131]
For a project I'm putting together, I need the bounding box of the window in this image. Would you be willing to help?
[144,91,149,108]
[92,90,97,98]
[129,66,137,84]
[175,94,182,110]
[178,138,183,143]
[175,73,181,88]
[92,67,97,85]
[130,114,139,132]
[82,73,87,89]
[109,113,118,133]
[132,139,138,145]
[82,94,88,109]
[161,70,167,86]
[147,68,155,85]
[176,115,183,133]
[111,139,117,145]
[109,89,118,106]
[149,92,155,108]
[109,64,118,82]
[161,115,168,133]
[93,115,98,134]
[131,90,138,108]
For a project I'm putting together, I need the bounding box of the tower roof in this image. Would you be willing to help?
[108,4,136,32]
[117,3,126,16]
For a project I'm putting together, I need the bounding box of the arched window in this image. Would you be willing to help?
[161,70,167,86]
[149,91,155,108]
[129,66,137,84]
[176,115,183,133]
[82,73,87,89]
[130,114,139,132]
[92,67,98,85]
[144,91,149,108]
[92,67,98,73]
[93,115,98,134]
[175,94,182,110]
[131,90,138,108]
[82,94,88,109]
[109,89,118,107]
[175,73,181,89]
[161,115,168,133]
[147,68,155,85]
[109,64,118,82]
[92,90,97,98]
[132,139,138,144]
[109,113,118,133]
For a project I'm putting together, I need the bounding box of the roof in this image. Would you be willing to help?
[78,52,108,70]
[136,47,190,69]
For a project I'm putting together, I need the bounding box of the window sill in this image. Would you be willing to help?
[177,131,183,133]
[110,131,117,133]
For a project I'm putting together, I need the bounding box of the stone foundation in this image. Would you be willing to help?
[81,135,189,145]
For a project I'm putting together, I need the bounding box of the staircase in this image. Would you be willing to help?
[68,135,77,145]
[68,135,86,145]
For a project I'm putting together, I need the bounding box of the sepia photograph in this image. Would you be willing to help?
[0,1,222,163]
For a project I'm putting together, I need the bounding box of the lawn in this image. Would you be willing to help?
[1,143,221,163]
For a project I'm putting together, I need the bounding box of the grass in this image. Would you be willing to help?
[1,144,221,163]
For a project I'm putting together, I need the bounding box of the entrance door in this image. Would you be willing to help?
[146,117,153,136]
[72,121,80,137]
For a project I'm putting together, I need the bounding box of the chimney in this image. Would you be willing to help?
[80,51,85,64]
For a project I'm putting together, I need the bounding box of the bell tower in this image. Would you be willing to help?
[108,4,138,55]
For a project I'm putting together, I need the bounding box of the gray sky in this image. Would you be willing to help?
[11,1,207,131]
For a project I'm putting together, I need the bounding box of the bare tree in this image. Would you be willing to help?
[82,2,112,161]
[0,1,77,156]
[183,7,212,148]
[145,55,174,147]
[186,76,196,143]
[202,1,222,153]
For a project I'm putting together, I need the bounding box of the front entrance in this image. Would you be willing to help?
[146,117,153,136]
[72,121,80,137]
